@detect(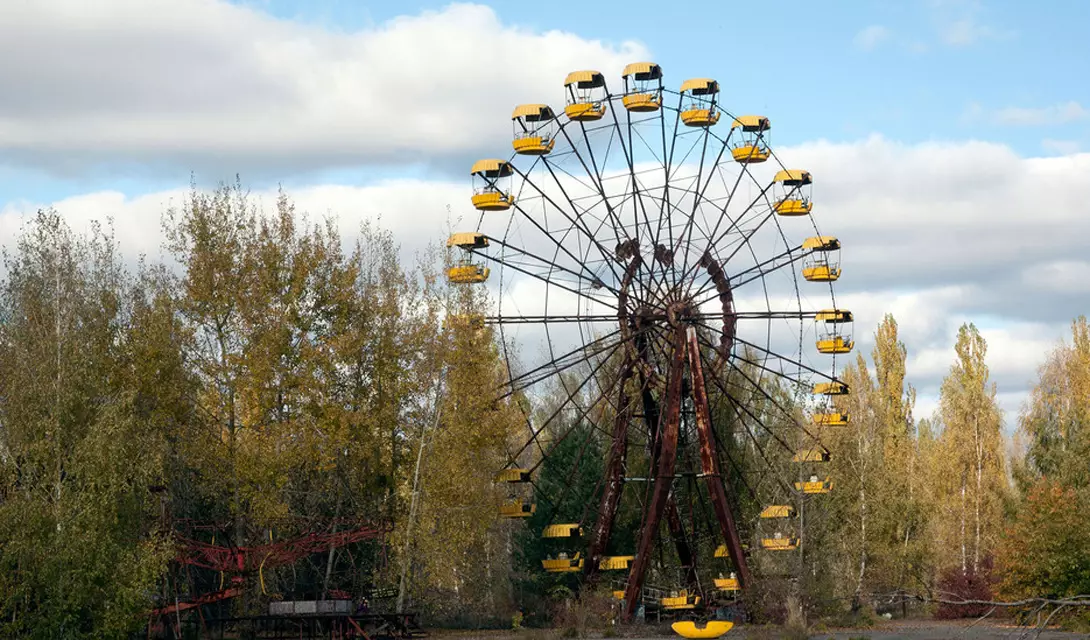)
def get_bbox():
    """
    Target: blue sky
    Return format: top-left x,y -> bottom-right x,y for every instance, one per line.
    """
2,0 -> 1088,206
0,0 -> 1087,425
243,0 -> 1089,152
